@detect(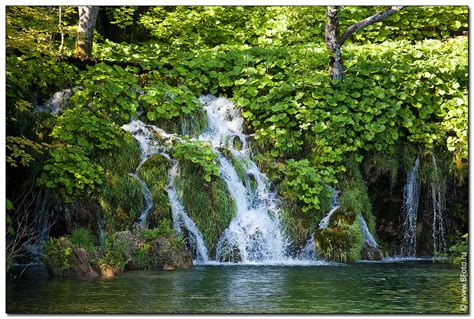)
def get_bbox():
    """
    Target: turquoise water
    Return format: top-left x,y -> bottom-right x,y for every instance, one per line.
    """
7,261 -> 467,314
